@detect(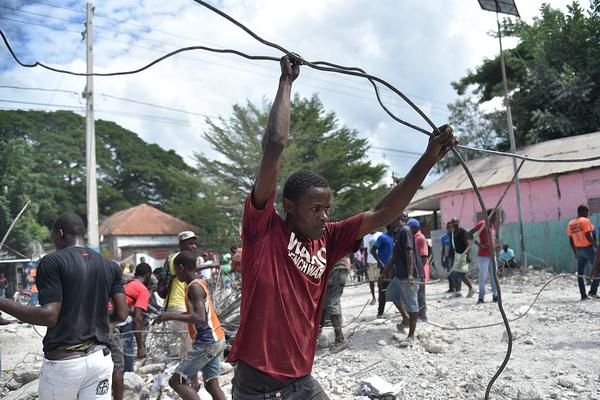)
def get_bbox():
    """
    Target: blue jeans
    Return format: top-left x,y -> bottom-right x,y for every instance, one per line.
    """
28,292 -> 38,306
176,339 -> 225,382
478,256 -> 497,300
577,246 -> 597,298
119,321 -> 135,372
